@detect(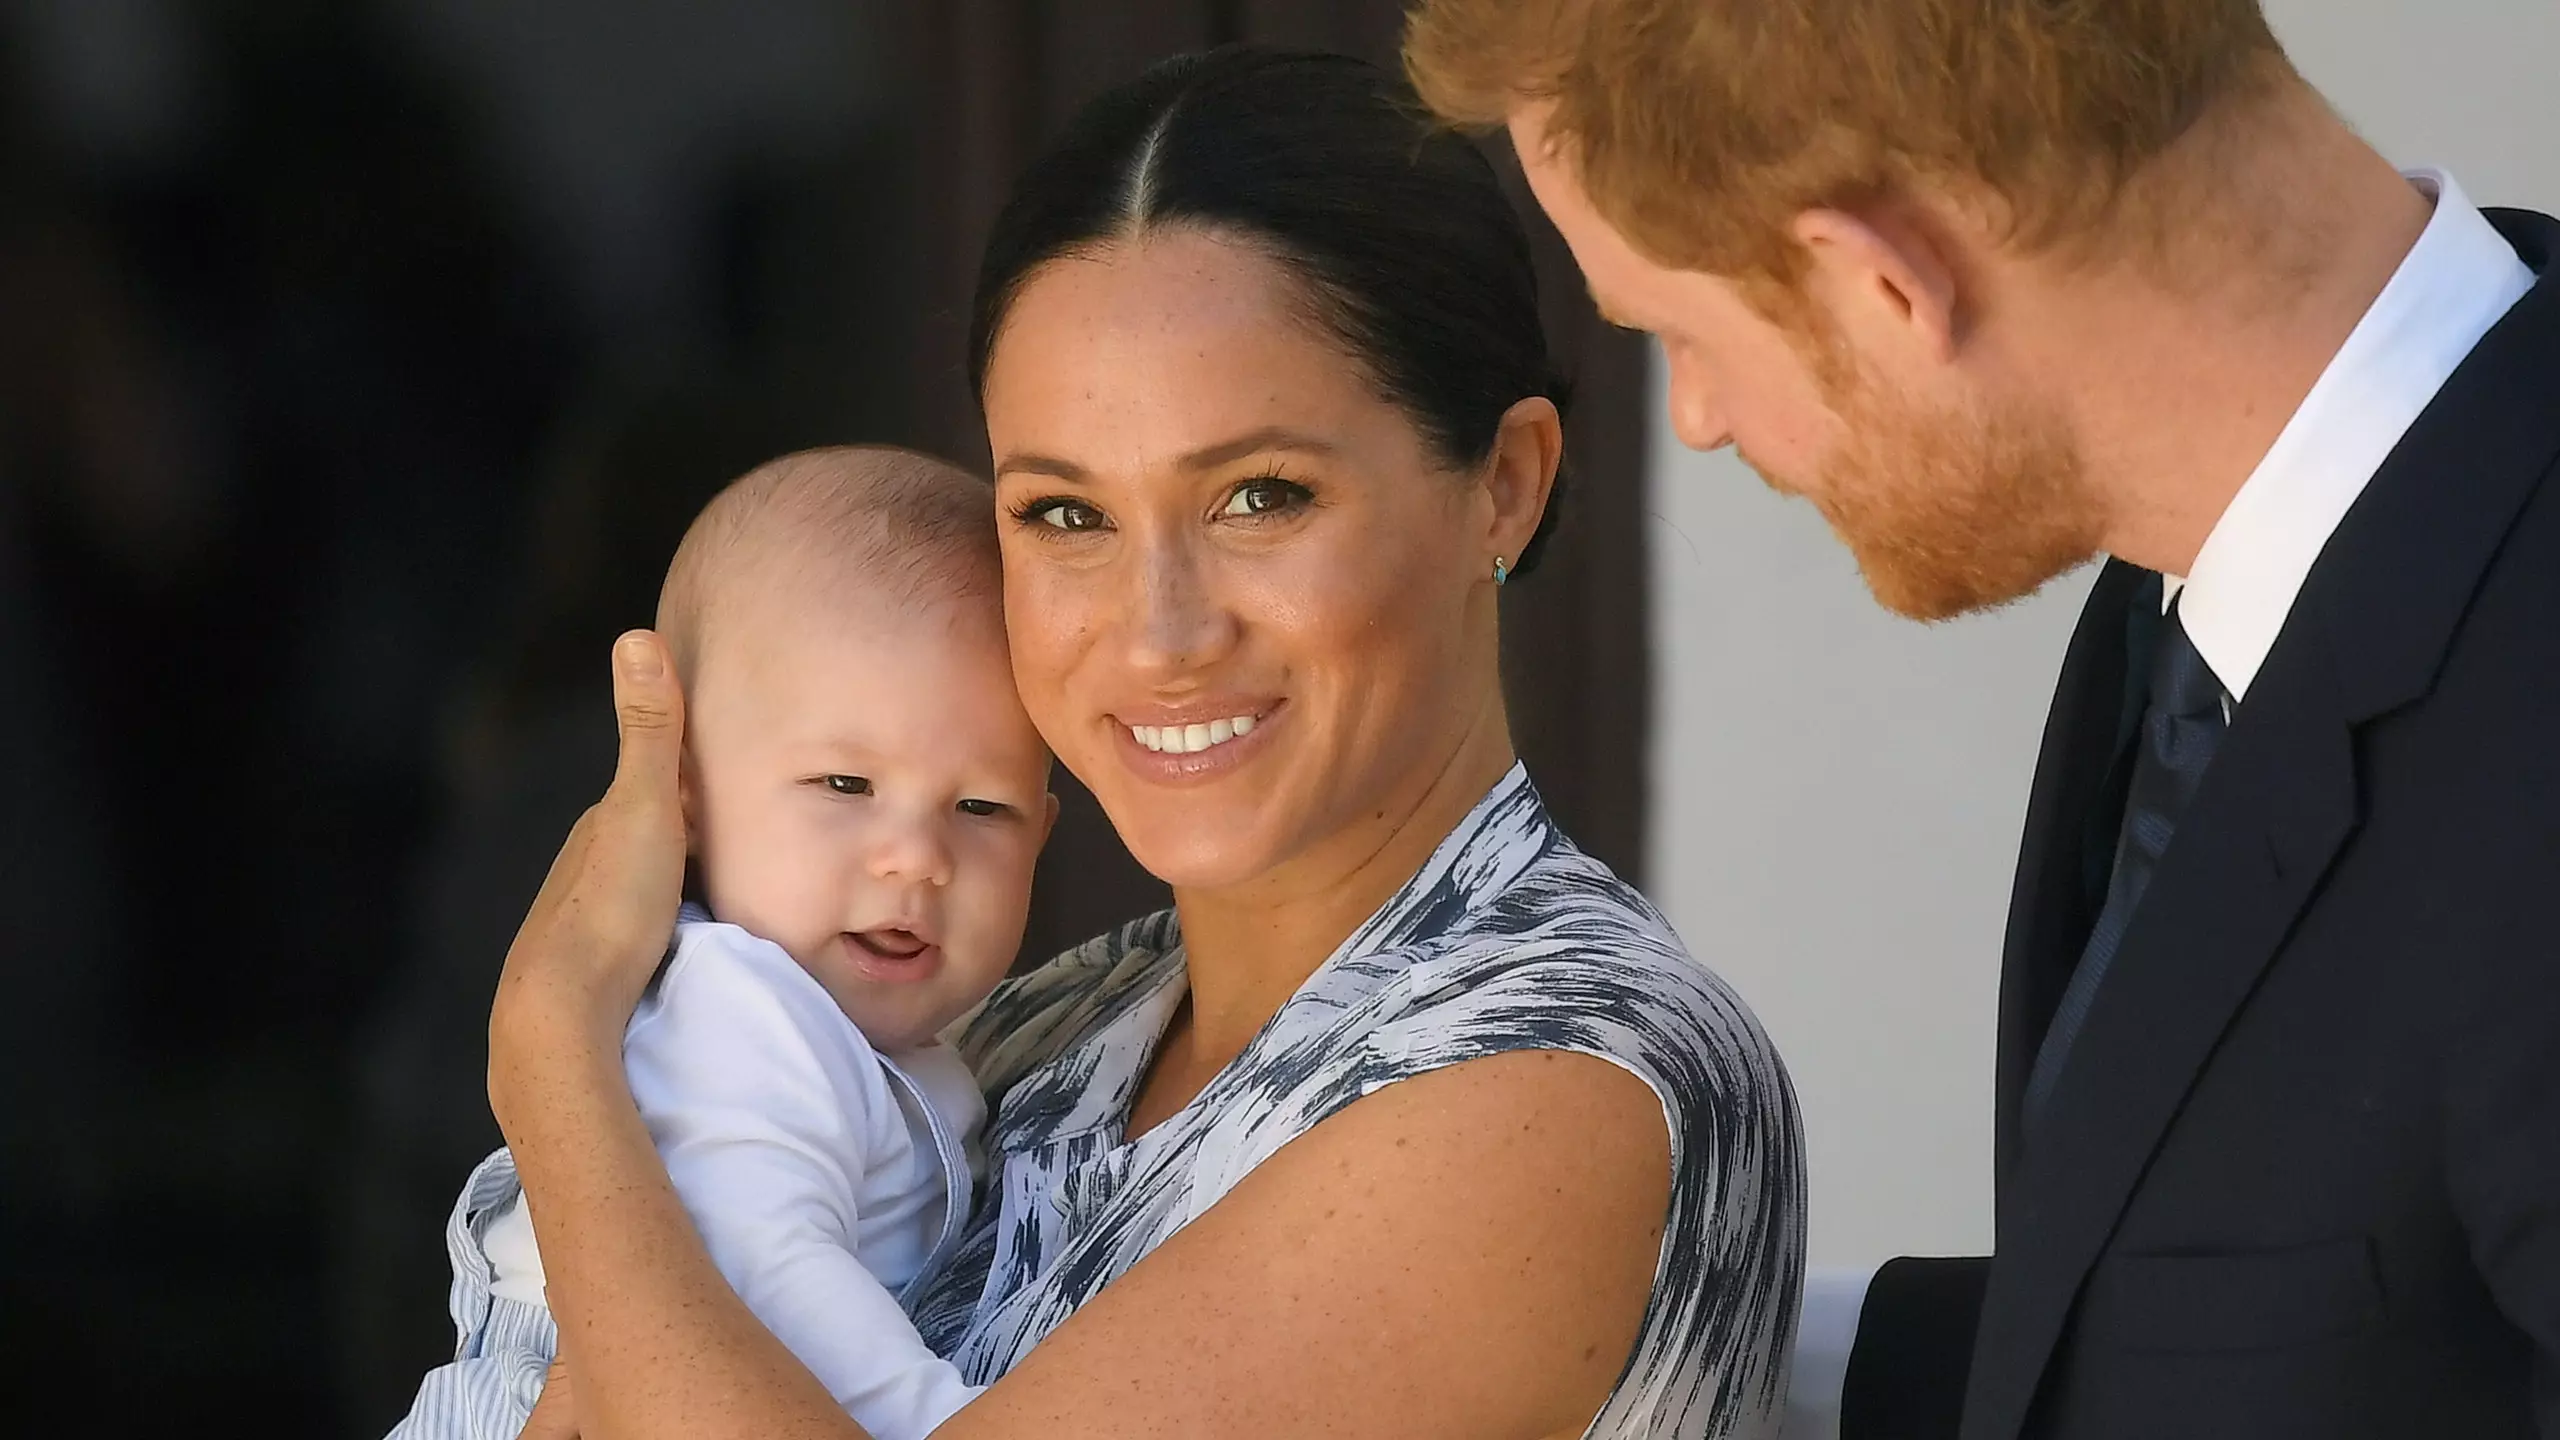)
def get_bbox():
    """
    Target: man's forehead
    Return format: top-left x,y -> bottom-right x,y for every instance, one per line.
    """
1494,96 -> 1689,333
1504,109 -> 1602,230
